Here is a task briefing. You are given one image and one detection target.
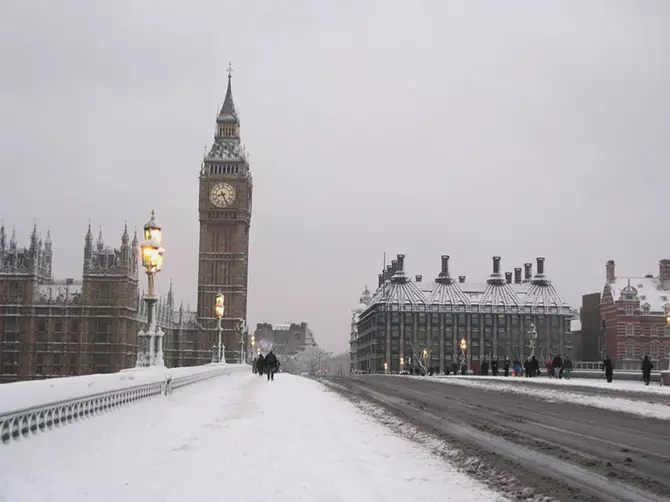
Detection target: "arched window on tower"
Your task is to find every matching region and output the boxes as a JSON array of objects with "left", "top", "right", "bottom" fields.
[{"left": 651, "top": 341, "right": 660, "bottom": 360}]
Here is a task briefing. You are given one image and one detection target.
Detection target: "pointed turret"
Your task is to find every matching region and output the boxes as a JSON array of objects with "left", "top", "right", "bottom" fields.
[
  {"left": 97, "top": 228, "right": 104, "bottom": 251},
  {"left": 217, "top": 63, "right": 238, "bottom": 125},
  {"left": 30, "top": 223, "right": 38, "bottom": 253},
  {"left": 121, "top": 221, "right": 129, "bottom": 246},
  {"left": 84, "top": 222, "right": 93, "bottom": 267},
  {"left": 44, "top": 228, "right": 53, "bottom": 278},
  {"left": 9, "top": 227, "right": 17, "bottom": 252},
  {"left": 167, "top": 280, "right": 174, "bottom": 307},
  {"left": 0, "top": 222, "right": 6, "bottom": 253}
]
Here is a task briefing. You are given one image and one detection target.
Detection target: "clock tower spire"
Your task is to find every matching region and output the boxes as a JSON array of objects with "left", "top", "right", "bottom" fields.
[{"left": 195, "top": 65, "right": 253, "bottom": 364}]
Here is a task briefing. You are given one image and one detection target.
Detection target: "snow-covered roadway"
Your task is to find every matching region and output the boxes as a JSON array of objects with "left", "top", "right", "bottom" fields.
[
  {"left": 0, "top": 372, "right": 503, "bottom": 502},
  {"left": 324, "top": 375, "right": 670, "bottom": 502}
]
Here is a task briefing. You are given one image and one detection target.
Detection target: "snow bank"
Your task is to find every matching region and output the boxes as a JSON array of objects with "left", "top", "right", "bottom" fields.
[
  {"left": 433, "top": 374, "right": 670, "bottom": 395},
  {"left": 428, "top": 376, "right": 670, "bottom": 420},
  {"left": 0, "top": 364, "right": 248, "bottom": 414},
  {"left": 0, "top": 373, "right": 506, "bottom": 502}
]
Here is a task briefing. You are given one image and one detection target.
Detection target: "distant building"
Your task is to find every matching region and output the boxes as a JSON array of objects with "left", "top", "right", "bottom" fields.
[
  {"left": 253, "top": 322, "right": 316, "bottom": 356},
  {"left": 580, "top": 292, "right": 602, "bottom": 361},
  {"left": 350, "top": 286, "right": 372, "bottom": 371},
  {"left": 0, "top": 223, "right": 198, "bottom": 383},
  {"left": 351, "top": 254, "right": 574, "bottom": 374},
  {"left": 601, "top": 259, "right": 670, "bottom": 370}
]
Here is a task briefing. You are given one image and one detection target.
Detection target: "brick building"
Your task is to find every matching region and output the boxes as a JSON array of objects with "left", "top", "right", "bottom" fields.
[
  {"left": 351, "top": 254, "right": 574, "bottom": 374},
  {"left": 0, "top": 223, "right": 198, "bottom": 383},
  {"left": 253, "top": 322, "right": 316, "bottom": 356},
  {"left": 601, "top": 259, "right": 670, "bottom": 370}
]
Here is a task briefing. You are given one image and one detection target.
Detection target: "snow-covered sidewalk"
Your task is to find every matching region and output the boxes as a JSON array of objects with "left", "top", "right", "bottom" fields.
[
  {"left": 0, "top": 364, "right": 243, "bottom": 414},
  {"left": 0, "top": 373, "right": 504, "bottom": 502}
]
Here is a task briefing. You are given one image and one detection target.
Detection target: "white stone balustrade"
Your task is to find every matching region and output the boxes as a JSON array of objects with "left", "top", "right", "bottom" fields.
[{"left": 0, "top": 364, "right": 247, "bottom": 444}]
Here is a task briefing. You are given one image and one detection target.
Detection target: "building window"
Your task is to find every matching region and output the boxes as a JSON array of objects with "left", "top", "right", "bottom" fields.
[
  {"left": 625, "top": 343, "right": 634, "bottom": 359},
  {"left": 652, "top": 325, "right": 658, "bottom": 337},
  {"left": 642, "top": 305, "right": 650, "bottom": 316},
  {"left": 625, "top": 305, "right": 633, "bottom": 316},
  {"left": 625, "top": 323, "right": 633, "bottom": 336},
  {"left": 651, "top": 342, "right": 659, "bottom": 359}
]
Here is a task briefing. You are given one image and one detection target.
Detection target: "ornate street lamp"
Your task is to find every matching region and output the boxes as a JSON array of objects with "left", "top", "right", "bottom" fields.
[
  {"left": 215, "top": 292, "right": 225, "bottom": 364},
  {"left": 136, "top": 210, "right": 165, "bottom": 368},
  {"left": 459, "top": 337, "right": 467, "bottom": 373}
]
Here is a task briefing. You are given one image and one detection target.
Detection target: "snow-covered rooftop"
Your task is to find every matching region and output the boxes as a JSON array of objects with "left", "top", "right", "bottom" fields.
[
  {"left": 365, "top": 256, "right": 571, "bottom": 315},
  {"left": 609, "top": 276, "right": 670, "bottom": 313}
]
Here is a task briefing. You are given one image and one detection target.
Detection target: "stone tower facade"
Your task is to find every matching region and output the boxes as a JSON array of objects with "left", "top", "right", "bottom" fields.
[
  {"left": 196, "top": 69, "right": 253, "bottom": 363},
  {"left": 79, "top": 224, "right": 140, "bottom": 373}
]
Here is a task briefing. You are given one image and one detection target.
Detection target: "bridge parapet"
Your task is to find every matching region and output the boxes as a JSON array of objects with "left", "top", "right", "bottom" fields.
[{"left": 0, "top": 364, "right": 249, "bottom": 444}]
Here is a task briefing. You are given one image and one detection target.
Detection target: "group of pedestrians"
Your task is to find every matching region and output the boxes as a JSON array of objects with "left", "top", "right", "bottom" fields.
[{"left": 252, "top": 351, "right": 280, "bottom": 381}]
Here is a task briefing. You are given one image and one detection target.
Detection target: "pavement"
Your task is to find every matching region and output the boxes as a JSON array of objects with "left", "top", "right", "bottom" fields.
[{"left": 322, "top": 375, "right": 670, "bottom": 502}]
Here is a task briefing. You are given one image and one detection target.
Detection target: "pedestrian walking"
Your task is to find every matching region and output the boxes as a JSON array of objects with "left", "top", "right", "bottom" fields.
[
  {"left": 603, "top": 356, "right": 614, "bottom": 383},
  {"left": 265, "top": 351, "right": 278, "bottom": 381},
  {"left": 642, "top": 355, "right": 653, "bottom": 386},
  {"left": 562, "top": 356, "right": 573, "bottom": 379},
  {"left": 256, "top": 353, "right": 265, "bottom": 376}
]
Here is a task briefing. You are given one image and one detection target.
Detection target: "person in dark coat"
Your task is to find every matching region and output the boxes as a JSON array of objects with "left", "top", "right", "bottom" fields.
[
  {"left": 562, "top": 356, "right": 573, "bottom": 379},
  {"left": 265, "top": 351, "right": 278, "bottom": 381},
  {"left": 480, "top": 359, "right": 489, "bottom": 376},
  {"left": 256, "top": 354, "right": 265, "bottom": 376},
  {"left": 642, "top": 356, "right": 654, "bottom": 386},
  {"left": 552, "top": 354, "right": 563, "bottom": 379},
  {"left": 252, "top": 356, "right": 258, "bottom": 374},
  {"left": 491, "top": 359, "right": 499, "bottom": 377},
  {"left": 602, "top": 356, "right": 614, "bottom": 383},
  {"left": 530, "top": 356, "right": 539, "bottom": 377},
  {"left": 503, "top": 358, "right": 511, "bottom": 377}
]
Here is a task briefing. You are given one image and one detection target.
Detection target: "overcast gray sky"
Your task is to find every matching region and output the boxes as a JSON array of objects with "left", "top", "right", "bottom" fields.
[{"left": 1, "top": 0, "right": 669, "bottom": 353}]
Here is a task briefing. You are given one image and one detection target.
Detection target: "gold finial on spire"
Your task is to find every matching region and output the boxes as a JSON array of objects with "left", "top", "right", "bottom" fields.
[{"left": 227, "top": 61, "right": 233, "bottom": 79}]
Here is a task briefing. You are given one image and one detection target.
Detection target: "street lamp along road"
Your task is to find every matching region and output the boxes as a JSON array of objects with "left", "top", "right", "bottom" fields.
[
  {"left": 215, "top": 292, "right": 225, "bottom": 364},
  {"left": 459, "top": 337, "right": 467, "bottom": 373},
  {"left": 136, "top": 210, "right": 165, "bottom": 368}
]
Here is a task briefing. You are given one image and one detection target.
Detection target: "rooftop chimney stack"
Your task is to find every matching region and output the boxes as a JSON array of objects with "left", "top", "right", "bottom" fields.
[
  {"left": 391, "top": 260, "right": 398, "bottom": 274},
  {"left": 524, "top": 263, "right": 532, "bottom": 282},
  {"left": 378, "top": 273, "right": 383, "bottom": 287},
  {"left": 514, "top": 268, "right": 522, "bottom": 284},
  {"left": 441, "top": 255, "right": 450, "bottom": 277},
  {"left": 415, "top": 275, "right": 422, "bottom": 282},
  {"left": 660, "top": 259, "right": 670, "bottom": 290},
  {"left": 397, "top": 254, "right": 405, "bottom": 272},
  {"left": 493, "top": 256, "right": 501, "bottom": 274},
  {"left": 459, "top": 276, "right": 466, "bottom": 283},
  {"left": 536, "top": 257, "right": 545, "bottom": 276},
  {"left": 505, "top": 272, "right": 512, "bottom": 284},
  {"left": 606, "top": 260, "right": 615, "bottom": 283}
]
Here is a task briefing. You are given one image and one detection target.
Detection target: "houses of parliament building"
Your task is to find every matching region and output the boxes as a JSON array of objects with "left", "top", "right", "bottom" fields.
[{"left": 0, "top": 71, "right": 252, "bottom": 382}]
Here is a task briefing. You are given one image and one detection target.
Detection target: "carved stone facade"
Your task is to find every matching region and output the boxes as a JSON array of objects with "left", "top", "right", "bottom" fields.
[
  {"left": 196, "top": 71, "right": 253, "bottom": 364},
  {"left": 0, "top": 223, "right": 198, "bottom": 382}
]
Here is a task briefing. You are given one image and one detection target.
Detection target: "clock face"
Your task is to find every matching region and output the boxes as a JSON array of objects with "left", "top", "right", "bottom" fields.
[{"left": 210, "top": 182, "right": 236, "bottom": 208}]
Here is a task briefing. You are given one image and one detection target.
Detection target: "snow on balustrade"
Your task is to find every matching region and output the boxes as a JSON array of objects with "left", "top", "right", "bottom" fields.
[{"left": 0, "top": 364, "right": 249, "bottom": 414}]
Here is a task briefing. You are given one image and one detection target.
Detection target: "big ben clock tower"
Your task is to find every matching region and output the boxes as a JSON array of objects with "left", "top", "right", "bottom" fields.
[{"left": 196, "top": 65, "right": 253, "bottom": 363}]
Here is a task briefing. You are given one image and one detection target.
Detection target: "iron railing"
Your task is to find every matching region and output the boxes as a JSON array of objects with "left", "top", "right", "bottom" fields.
[{"left": 0, "top": 365, "right": 237, "bottom": 444}]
